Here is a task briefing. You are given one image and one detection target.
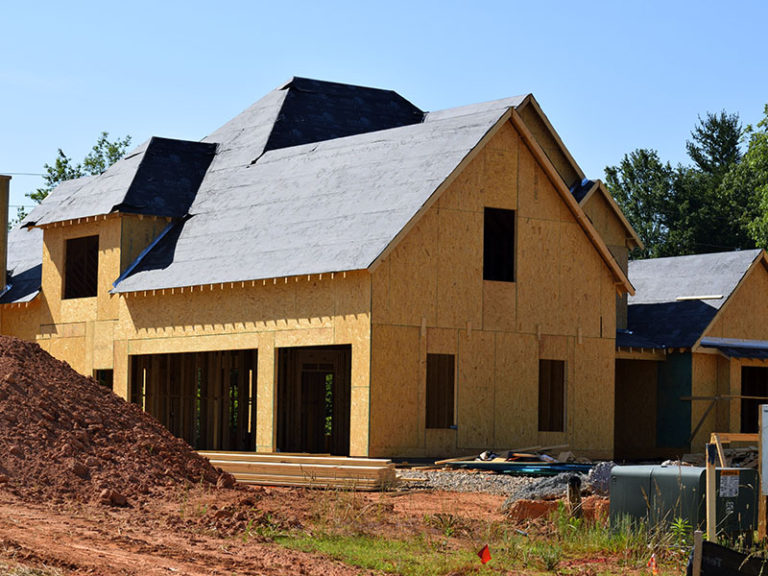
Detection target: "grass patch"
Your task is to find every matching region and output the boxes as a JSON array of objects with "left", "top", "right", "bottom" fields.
[{"left": 278, "top": 533, "right": 498, "bottom": 576}]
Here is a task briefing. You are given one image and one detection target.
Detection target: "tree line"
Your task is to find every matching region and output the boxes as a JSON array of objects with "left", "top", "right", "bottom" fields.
[{"left": 605, "top": 105, "right": 768, "bottom": 259}]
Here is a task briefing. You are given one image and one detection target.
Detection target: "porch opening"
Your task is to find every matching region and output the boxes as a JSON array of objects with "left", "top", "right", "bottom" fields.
[
  {"left": 277, "top": 345, "right": 351, "bottom": 456},
  {"left": 130, "top": 349, "right": 257, "bottom": 451},
  {"left": 741, "top": 366, "right": 768, "bottom": 433}
]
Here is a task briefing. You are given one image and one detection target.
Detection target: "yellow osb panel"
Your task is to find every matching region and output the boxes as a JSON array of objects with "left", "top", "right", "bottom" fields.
[
  {"left": 47, "top": 337, "right": 87, "bottom": 375},
  {"left": 1, "top": 302, "right": 41, "bottom": 342},
  {"left": 706, "top": 263, "right": 768, "bottom": 341},
  {"left": 539, "top": 334, "right": 568, "bottom": 360},
  {"left": 349, "top": 384, "right": 370, "bottom": 457},
  {"left": 438, "top": 122, "right": 518, "bottom": 213},
  {"left": 426, "top": 327, "right": 457, "bottom": 355},
  {"left": 582, "top": 191, "right": 627, "bottom": 248},
  {"left": 716, "top": 356, "right": 732, "bottom": 433},
  {"left": 691, "top": 353, "right": 718, "bottom": 447},
  {"left": 482, "top": 281, "right": 516, "bottom": 332},
  {"left": 120, "top": 216, "right": 169, "bottom": 273},
  {"left": 518, "top": 105, "right": 579, "bottom": 188},
  {"left": 457, "top": 330, "right": 495, "bottom": 449},
  {"left": 256, "top": 332, "right": 276, "bottom": 452},
  {"left": 425, "top": 428, "right": 457, "bottom": 457},
  {"left": 92, "top": 320, "right": 116, "bottom": 369},
  {"left": 436, "top": 209, "right": 482, "bottom": 329},
  {"left": 369, "top": 324, "right": 421, "bottom": 453},
  {"left": 117, "top": 272, "right": 368, "bottom": 342},
  {"left": 517, "top": 146, "right": 562, "bottom": 222},
  {"left": 516, "top": 218, "right": 560, "bottom": 333},
  {"left": 571, "top": 337, "right": 615, "bottom": 457},
  {"left": 383, "top": 208, "right": 438, "bottom": 327},
  {"left": 493, "top": 331, "right": 538, "bottom": 448},
  {"left": 40, "top": 219, "right": 122, "bottom": 326}
]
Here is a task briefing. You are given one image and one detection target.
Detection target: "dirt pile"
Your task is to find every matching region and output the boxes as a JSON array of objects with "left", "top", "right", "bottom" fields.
[{"left": 0, "top": 335, "right": 225, "bottom": 505}]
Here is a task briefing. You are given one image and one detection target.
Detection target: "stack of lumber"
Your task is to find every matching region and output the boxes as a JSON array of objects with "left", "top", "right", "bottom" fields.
[{"left": 199, "top": 451, "right": 397, "bottom": 491}]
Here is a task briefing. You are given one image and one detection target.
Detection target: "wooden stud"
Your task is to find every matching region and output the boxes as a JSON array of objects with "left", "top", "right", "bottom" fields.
[{"left": 705, "top": 443, "right": 717, "bottom": 540}]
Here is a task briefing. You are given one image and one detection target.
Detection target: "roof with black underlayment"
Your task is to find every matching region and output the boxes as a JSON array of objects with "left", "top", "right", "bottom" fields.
[
  {"left": 623, "top": 249, "right": 762, "bottom": 349},
  {"left": 3, "top": 77, "right": 632, "bottom": 303}
]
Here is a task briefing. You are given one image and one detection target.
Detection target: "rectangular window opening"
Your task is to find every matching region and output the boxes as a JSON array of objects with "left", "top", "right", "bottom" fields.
[
  {"left": 426, "top": 353, "right": 455, "bottom": 429},
  {"left": 64, "top": 235, "right": 99, "bottom": 299},
  {"left": 483, "top": 207, "right": 515, "bottom": 282},
  {"left": 93, "top": 369, "right": 113, "bottom": 390},
  {"left": 538, "top": 359, "right": 566, "bottom": 432}
]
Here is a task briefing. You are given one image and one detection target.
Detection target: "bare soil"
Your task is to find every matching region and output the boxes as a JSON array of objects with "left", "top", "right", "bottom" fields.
[{"left": 0, "top": 336, "right": 644, "bottom": 575}]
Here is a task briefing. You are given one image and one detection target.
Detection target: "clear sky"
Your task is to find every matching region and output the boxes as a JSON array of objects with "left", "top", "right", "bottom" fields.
[{"left": 2, "top": 1, "right": 767, "bottom": 212}]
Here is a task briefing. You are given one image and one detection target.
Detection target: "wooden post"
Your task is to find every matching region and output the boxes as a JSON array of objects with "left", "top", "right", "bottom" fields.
[
  {"left": 692, "top": 530, "right": 703, "bottom": 576},
  {"left": 567, "top": 475, "right": 582, "bottom": 520},
  {"left": 706, "top": 443, "right": 717, "bottom": 541}
]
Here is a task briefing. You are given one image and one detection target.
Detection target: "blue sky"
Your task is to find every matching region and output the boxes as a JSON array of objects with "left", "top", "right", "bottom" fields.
[{"left": 2, "top": 1, "right": 767, "bottom": 212}]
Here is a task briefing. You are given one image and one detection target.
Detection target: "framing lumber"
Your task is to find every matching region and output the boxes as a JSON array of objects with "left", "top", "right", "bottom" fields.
[{"left": 199, "top": 452, "right": 397, "bottom": 491}]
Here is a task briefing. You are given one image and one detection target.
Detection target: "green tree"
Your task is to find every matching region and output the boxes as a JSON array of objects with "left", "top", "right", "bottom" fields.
[
  {"left": 731, "top": 105, "right": 768, "bottom": 247},
  {"left": 604, "top": 149, "right": 675, "bottom": 258},
  {"left": 686, "top": 111, "right": 742, "bottom": 176},
  {"left": 29, "top": 132, "right": 132, "bottom": 204},
  {"left": 606, "top": 110, "right": 752, "bottom": 258}
]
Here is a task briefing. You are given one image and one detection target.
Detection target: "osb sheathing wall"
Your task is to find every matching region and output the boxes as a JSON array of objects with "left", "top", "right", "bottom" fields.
[
  {"left": 692, "top": 261, "right": 768, "bottom": 439},
  {"left": 34, "top": 217, "right": 123, "bottom": 375},
  {"left": 114, "top": 271, "right": 372, "bottom": 455},
  {"left": 690, "top": 353, "right": 730, "bottom": 448},
  {"left": 370, "top": 121, "right": 617, "bottom": 459},
  {"left": 581, "top": 192, "right": 630, "bottom": 329}
]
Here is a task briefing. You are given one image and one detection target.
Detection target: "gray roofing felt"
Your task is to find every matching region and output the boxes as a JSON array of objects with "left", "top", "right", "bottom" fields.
[
  {"left": 624, "top": 250, "right": 762, "bottom": 348},
  {"left": 1, "top": 225, "right": 44, "bottom": 304},
  {"left": 9, "top": 78, "right": 528, "bottom": 301},
  {"left": 114, "top": 100, "right": 515, "bottom": 292},
  {"left": 32, "top": 138, "right": 216, "bottom": 226}
]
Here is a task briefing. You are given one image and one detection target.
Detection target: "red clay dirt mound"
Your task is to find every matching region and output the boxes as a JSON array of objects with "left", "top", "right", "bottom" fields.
[{"left": 0, "top": 335, "right": 226, "bottom": 506}]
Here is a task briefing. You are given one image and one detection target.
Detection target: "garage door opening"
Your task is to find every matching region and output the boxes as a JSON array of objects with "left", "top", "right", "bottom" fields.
[
  {"left": 277, "top": 345, "right": 351, "bottom": 456},
  {"left": 130, "top": 349, "right": 257, "bottom": 451}
]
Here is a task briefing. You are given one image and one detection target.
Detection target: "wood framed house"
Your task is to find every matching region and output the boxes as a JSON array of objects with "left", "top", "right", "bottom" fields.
[
  {"left": 615, "top": 250, "right": 768, "bottom": 459},
  {"left": 1, "top": 77, "right": 647, "bottom": 458}
]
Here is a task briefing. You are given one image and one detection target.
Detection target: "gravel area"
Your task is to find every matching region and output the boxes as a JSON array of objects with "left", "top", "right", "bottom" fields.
[
  {"left": 397, "top": 462, "right": 613, "bottom": 500},
  {"left": 397, "top": 468, "right": 539, "bottom": 495}
]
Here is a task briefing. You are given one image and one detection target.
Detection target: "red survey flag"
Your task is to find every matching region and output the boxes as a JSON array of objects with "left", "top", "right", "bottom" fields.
[{"left": 478, "top": 544, "right": 491, "bottom": 564}]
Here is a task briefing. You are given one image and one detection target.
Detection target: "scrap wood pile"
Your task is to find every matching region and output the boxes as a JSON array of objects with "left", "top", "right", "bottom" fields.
[
  {"left": 436, "top": 446, "right": 594, "bottom": 476},
  {"left": 0, "top": 336, "right": 230, "bottom": 507}
]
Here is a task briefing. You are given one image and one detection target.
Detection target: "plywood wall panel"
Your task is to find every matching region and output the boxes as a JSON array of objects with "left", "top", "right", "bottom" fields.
[
  {"left": 706, "top": 264, "right": 768, "bottom": 341},
  {"left": 427, "top": 327, "right": 457, "bottom": 355},
  {"left": 436, "top": 209, "right": 483, "bottom": 329},
  {"left": 369, "top": 324, "right": 421, "bottom": 453},
  {"left": 519, "top": 105, "right": 579, "bottom": 188},
  {"left": 482, "top": 282, "right": 516, "bottom": 331},
  {"left": 0, "top": 302, "right": 41, "bottom": 342},
  {"left": 516, "top": 218, "right": 560, "bottom": 333},
  {"left": 493, "top": 331, "right": 538, "bottom": 448},
  {"left": 256, "top": 332, "right": 276, "bottom": 452},
  {"left": 457, "top": 330, "right": 495, "bottom": 449},
  {"left": 691, "top": 353, "right": 718, "bottom": 447},
  {"left": 583, "top": 192, "right": 627, "bottom": 248},
  {"left": 480, "top": 123, "right": 518, "bottom": 210},
  {"left": 386, "top": 209, "right": 438, "bottom": 326},
  {"left": 571, "top": 337, "right": 614, "bottom": 457}
]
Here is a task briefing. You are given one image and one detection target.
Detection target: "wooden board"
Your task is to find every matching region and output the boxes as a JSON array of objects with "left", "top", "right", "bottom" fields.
[{"left": 199, "top": 452, "right": 397, "bottom": 490}]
